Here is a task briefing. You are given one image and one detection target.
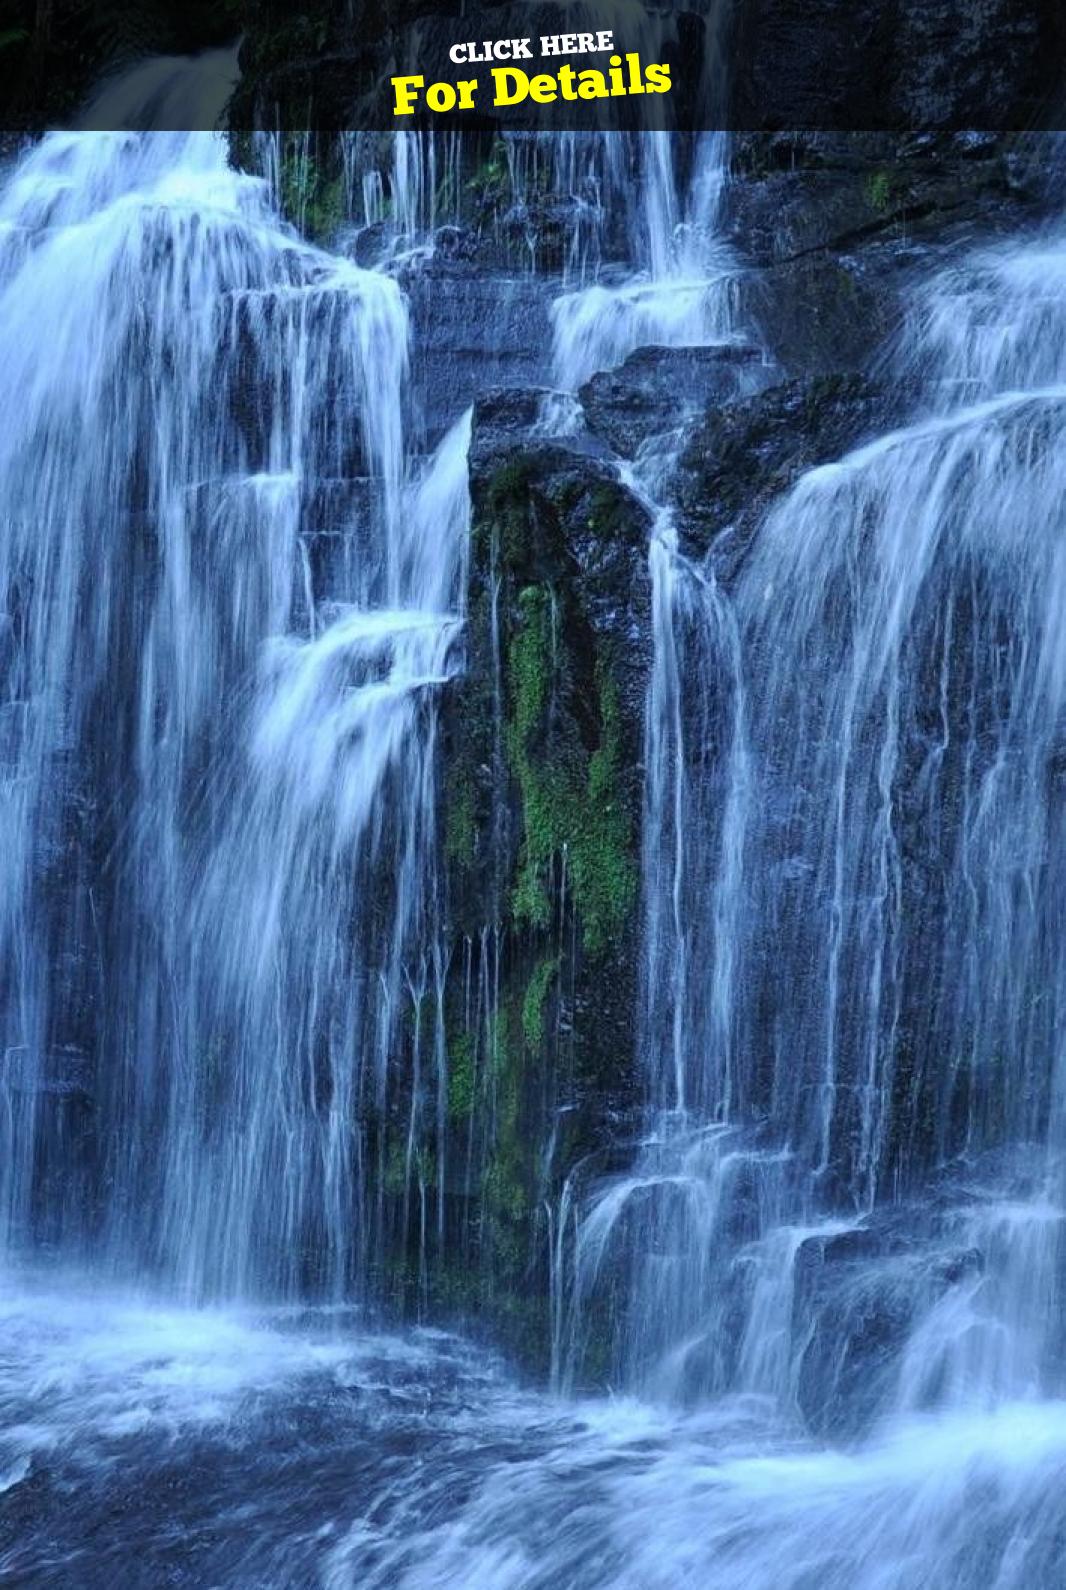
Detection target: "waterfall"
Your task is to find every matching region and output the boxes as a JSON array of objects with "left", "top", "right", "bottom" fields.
[
  {"left": 0, "top": 131, "right": 468, "bottom": 1301},
  {"left": 564, "top": 167, "right": 1066, "bottom": 1442},
  {"left": 550, "top": 132, "right": 736, "bottom": 391},
  {"left": 75, "top": 44, "right": 241, "bottom": 132},
  {"left": 3, "top": 90, "right": 1066, "bottom": 1589}
]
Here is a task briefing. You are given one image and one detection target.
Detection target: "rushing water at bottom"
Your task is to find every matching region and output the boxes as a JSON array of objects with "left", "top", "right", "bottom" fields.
[{"left": 2, "top": 1279, "right": 1065, "bottom": 1587}]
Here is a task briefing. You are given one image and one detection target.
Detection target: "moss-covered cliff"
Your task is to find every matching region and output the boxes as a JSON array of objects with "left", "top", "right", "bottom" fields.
[{"left": 414, "top": 392, "right": 651, "bottom": 1357}]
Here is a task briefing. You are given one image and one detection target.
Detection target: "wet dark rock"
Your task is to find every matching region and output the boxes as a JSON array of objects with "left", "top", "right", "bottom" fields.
[
  {"left": 486, "top": 193, "right": 616, "bottom": 273},
  {"left": 297, "top": 477, "right": 383, "bottom": 615},
  {"left": 429, "top": 395, "right": 653, "bottom": 1351},
  {"left": 729, "top": 134, "right": 1026, "bottom": 266},
  {"left": 404, "top": 264, "right": 553, "bottom": 441},
  {"left": 467, "top": 394, "right": 654, "bottom": 735},
  {"left": 792, "top": 1214, "right": 985, "bottom": 1439},
  {"left": 469, "top": 386, "right": 551, "bottom": 453},
  {"left": 729, "top": 133, "right": 1047, "bottom": 378},
  {"left": 737, "top": 253, "right": 900, "bottom": 380},
  {"left": 578, "top": 343, "right": 774, "bottom": 459},
  {"left": 729, "top": 0, "right": 1060, "bottom": 130},
  {"left": 345, "top": 220, "right": 393, "bottom": 267},
  {"left": 459, "top": 394, "right": 653, "bottom": 864},
  {"left": 673, "top": 373, "right": 911, "bottom": 562},
  {"left": 433, "top": 224, "right": 479, "bottom": 264}
]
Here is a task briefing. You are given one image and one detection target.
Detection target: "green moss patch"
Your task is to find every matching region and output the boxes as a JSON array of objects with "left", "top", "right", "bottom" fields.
[{"left": 506, "top": 585, "right": 636, "bottom": 954}]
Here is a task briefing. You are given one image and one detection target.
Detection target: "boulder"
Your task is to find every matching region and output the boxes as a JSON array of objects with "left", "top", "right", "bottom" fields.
[
  {"left": 793, "top": 1214, "right": 985, "bottom": 1438},
  {"left": 673, "top": 372, "right": 911, "bottom": 562},
  {"left": 429, "top": 393, "right": 653, "bottom": 1356},
  {"left": 579, "top": 342, "right": 773, "bottom": 459}
]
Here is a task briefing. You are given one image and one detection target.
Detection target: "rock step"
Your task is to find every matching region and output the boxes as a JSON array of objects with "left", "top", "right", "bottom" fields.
[{"left": 579, "top": 341, "right": 775, "bottom": 459}]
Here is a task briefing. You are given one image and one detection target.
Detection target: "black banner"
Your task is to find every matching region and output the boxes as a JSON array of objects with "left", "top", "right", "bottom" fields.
[{"left": 1, "top": 1, "right": 1064, "bottom": 131}]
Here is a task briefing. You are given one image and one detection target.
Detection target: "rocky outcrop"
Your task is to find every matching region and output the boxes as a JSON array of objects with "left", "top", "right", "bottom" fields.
[
  {"left": 467, "top": 387, "right": 652, "bottom": 744},
  {"left": 402, "top": 263, "right": 553, "bottom": 442},
  {"left": 428, "top": 389, "right": 652, "bottom": 1357},
  {"left": 729, "top": 133, "right": 1045, "bottom": 377},
  {"left": 579, "top": 343, "right": 772, "bottom": 459},
  {"left": 792, "top": 1211, "right": 984, "bottom": 1438},
  {"left": 673, "top": 373, "right": 912, "bottom": 563}
]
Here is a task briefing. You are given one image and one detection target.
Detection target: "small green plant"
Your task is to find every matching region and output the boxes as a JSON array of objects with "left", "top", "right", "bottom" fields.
[
  {"left": 522, "top": 957, "right": 558, "bottom": 1049},
  {"left": 447, "top": 1031, "right": 476, "bottom": 1119},
  {"left": 444, "top": 765, "right": 476, "bottom": 869},
  {"left": 279, "top": 142, "right": 346, "bottom": 242},
  {"left": 867, "top": 170, "right": 892, "bottom": 214}
]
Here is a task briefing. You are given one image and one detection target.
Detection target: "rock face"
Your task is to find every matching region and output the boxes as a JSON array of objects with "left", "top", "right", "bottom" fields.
[
  {"left": 466, "top": 388, "right": 652, "bottom": 782},
  {"left": 579, "top": 343, "right": 772, "bottom": 459},
  {"left": 729, "top": 132, "right": 1043, "bottom": 378},
  {"left": 792, "top": 1212, "right": 985, "bottom": 1438},
  {"left": 673, "top": 373, "right": 911, "bottom": 563},
  {"left": 402, "top": 265, "right": 553, "bottom": 444},
  {"left": 426, "top": 392, "right": 651, "bottom": 1357},
  {"left": 728, "top": 0, "right": 1061, "bottom": 129}
]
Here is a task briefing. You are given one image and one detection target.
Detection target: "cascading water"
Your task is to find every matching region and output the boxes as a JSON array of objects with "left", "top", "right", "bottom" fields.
[
  {"left": 2, "top": 82, "right": 1066, "bottom": 1590},
  {"left": 0, "top": 128, "right": 469, "bottom": 1302},
  {"left": 550, "top": 130, "right": 736, "bottom": 390},
  {"left": 546, "top": 151, "right": 1066, "bottom": 1585},
  {"left": 565, "top": 216, "right": 1066, "bottom": 1381}
]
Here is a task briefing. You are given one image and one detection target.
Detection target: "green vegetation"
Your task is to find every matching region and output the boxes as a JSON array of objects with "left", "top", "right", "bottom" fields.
[
  {"left": 475, "top": 456, "right": 538, "bottom": 567},
  {"left": 447, "top": 1030, "right": 476, "bottom": 1119},
  {"left": 483, "top": 1004, "right": 527, "bottom": 1227},
  {"left": 506, "top": 585, "right": 636, "bottom": 954},
  {"left": 522, "top": 956, "right": 558, "bottom": 1050},
  {"left": 280, "top": 156, "right": 346, "bottom": 242},
  {"left": 466, "top": 137, "right": 511, "bottom": 204},
  {"left": 866, "top": 170, "right": 893, "bottom": 214},
  {"left": 587, "top": 481, "right": 633, "bottom": 537},
  {"left": 571, "top": 669, "right": 637, "bottom": 951},
  {"left": 444, "top": 763, "right": 476, "bottom": 871}
]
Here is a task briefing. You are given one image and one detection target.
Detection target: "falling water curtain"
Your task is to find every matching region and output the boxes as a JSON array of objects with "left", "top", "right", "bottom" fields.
[{"left": 1, "top": 3, "right": 1066, "bottom": 1587}]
